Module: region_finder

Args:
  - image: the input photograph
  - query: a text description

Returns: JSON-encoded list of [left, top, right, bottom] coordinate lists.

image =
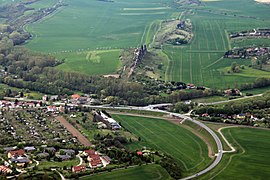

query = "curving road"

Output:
[[53, 102, 223, 179], [143, 107, 223, 180]]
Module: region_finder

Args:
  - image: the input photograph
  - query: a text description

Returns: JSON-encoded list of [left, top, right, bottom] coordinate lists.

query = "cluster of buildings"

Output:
[[94, 111, 121, 130], [71, 149, 111, 173], [224, 47, 270, 59], [229, 28, 270, 39], [4, 148, 32, 169], [0, 100, 42, 110]]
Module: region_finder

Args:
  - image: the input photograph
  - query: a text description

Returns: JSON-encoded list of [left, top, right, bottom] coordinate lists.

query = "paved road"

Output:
[[143, 107, 223, 180], [61, 103, 223, 179], [202, 93, 263, 105]]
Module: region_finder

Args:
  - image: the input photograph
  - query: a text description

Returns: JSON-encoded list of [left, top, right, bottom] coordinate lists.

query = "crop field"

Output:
[[81, 164, 172, 180], [201, 127, 270, 179], [56, 49, 121, 75], [25, 0, 174, 52], [25, 0, 175, 75], [112, 114, 212, 176], [20, 0, 270, 84], [163, 0, 270, 88]]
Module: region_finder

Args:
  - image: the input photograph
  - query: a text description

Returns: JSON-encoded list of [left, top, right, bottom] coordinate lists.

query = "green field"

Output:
[[201, 127, 270, 179], [80, 164, 172, 180], [162, 0, 270, 88], [112, 114, 212, 176], [25, 0, 175, 75], [22, 0, 270, 85], [25, 0, 174, 52], [56, 49, 121, 75]]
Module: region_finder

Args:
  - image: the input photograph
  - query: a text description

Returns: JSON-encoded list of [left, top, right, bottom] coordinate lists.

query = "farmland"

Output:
[[201, 127, 270, 179], [23, 0, 270, 88], [112, 114, 213, 176], [25, 0, 174, 75], [163, 6, 270, 88], [56, 49, 121, 75], [25, 0, 174, 52], [80, 164, 172, 180]]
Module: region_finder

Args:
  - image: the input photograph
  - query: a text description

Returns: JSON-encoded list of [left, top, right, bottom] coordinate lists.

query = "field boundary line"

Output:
[[215, 21, 227, 51], [132, 117, 194, 167], [204, 57, 223, 69], [114, 114, 191, 170], [210, 128, 245, 179], [218, 126, 238, 153], [224, 29, 232, 50], [208, 21, 219, 50]]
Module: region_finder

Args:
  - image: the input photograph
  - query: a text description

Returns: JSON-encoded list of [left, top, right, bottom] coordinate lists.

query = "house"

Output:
[[24, 146, 36, 152], [83, 149, 96, 156], [224, 89, 241, 96], [88, 154, 102, 169], [4, 147, 16, 152], [137, 151, 143, 156], [237, 114, 246, 120], [8, 149, 25, 159], [44, 147, 56, 154], [71, 94, 81, 100], [202, 113, 209, 117], [0, 165, 12, 174], [10, 157, 31, 167], [50, 95, 59, 101], [61, 149, 75, 157], [72, 165, 86, 173], [78, 97, 88, 104], [42, 95, 49, 101], [47, 106, 57, 112], [36, 152, 49, 159], [101, 156, 111, 167], [97, 122, 107, 129], [56, 155, 71, 161]]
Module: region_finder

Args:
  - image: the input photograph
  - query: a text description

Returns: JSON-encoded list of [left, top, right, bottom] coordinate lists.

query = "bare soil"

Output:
[[56, 116, 92, 147]]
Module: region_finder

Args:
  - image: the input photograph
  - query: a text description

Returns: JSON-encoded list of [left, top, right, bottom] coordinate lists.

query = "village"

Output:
[[224, 46, 270, 59], [229, 28, 270, 39], [0, 94, 158, 179]]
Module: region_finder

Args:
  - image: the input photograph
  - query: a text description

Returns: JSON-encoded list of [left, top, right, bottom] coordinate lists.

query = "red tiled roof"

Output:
[[84, 149, 95, 155], [71, 94, 81, 99], [0, 166, 12, 173], [72, 165, 86, 172], [9, 149, 25, 157], [137, 151, 143, 155]]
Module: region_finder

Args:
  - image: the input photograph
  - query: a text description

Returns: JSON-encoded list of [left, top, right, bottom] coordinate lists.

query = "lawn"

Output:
[[38, 158, 80, 169], [112, 114, 212, 176], [80, 164, 172, 180], [56, 49, 121, 75], [201, 127, 270, 179]]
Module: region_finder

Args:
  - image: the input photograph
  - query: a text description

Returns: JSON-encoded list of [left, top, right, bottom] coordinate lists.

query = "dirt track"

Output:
[[56, 116, 92, 147]]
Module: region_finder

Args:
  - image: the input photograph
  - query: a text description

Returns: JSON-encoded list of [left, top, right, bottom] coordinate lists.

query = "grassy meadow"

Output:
[[112, 114, 213, 176], [56, 49, 121, 75], [201, 127, 270, 179], [80, 164, 172, 180]]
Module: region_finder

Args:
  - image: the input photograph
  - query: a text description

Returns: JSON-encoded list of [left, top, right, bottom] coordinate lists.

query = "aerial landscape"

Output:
[[0, 0, 269, 179]]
